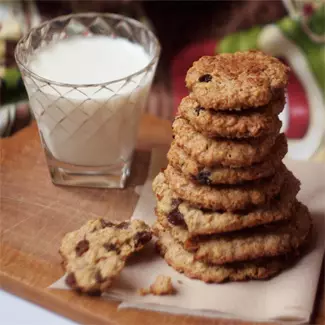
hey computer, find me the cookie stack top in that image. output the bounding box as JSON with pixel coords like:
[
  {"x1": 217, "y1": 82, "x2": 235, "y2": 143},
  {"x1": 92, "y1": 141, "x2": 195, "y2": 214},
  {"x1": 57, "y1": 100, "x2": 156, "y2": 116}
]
[
  {"x1": 185, "y1": 51, "x2": 289, "y2": 110},
  {"x1": 152, "y1": 51, "x2": 312, "y2": 283}
]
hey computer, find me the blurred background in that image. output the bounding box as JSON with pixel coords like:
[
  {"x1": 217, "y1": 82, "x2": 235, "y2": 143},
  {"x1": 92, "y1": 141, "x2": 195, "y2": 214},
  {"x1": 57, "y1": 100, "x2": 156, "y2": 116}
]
[{"x1": 1, "y1": 0, "x2": 324, "y2": 161}]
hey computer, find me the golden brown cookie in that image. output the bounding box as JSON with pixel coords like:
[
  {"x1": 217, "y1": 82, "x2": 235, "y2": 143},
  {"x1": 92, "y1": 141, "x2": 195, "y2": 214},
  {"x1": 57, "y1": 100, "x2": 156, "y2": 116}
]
[
  {"x1": 153, "y1": 171, "x2": 300, "y2": 236},
  {"x1": 172, "y1": 117, "x2": 279, "y2": 167},
  {"x1": 60, "y1": 219, "x2": 152, "y2": 294},
  {"x1": 178, "y1": 95, "x2": 284, "y2": 138},
  {"x1": 168, "y1": 134, "x2": 287, "y2": 185},
  {"x1": 157, "y1": 202, "x2": 311, "y2": 265},
  {"x1": 154, "y1": 223, "x2": 292, "y2": 283},
  {"x1": 163, "y1": 164, "x2": 286, "y2": 211},
  {"x1": 185, "y1": 51, "x2": 289, "y2": 110}
]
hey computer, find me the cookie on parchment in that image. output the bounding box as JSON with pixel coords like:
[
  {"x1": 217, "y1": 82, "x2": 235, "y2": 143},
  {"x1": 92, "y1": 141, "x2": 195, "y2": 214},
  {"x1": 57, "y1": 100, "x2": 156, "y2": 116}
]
[
  {"x1": 185, "y1": 51, "x2": 289, "y2": 110},
  {"x1": 167, "y1": 134, "x2": 287, "y2": 185},
  {"x1": 163, "y1": 165, "x2": 285, "y2": 211},
  {"x1": 172, "y1": 117, "x2": 278, "y2": 167},
  {"x1": 154, "y1": 223, "x2": 291, "y2": 283},
  {"x1": 178, "y1": 95, "x2": 284, "y2": 138},
  {"x1": 153, "y1": 171, "x2": 299, "y2": 236},
  {"x1": 157, "y1": 202, "x2": 311, "y2": 265},
  {"x1": 60, "y1": 218, "x2": 152, "y2": 294}
]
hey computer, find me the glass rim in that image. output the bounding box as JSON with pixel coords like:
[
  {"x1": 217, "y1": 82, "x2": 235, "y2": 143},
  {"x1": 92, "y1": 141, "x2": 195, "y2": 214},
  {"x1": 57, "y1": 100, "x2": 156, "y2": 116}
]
[{"x1": 15, "y1": 12, "x2": 161, "y2": 88}]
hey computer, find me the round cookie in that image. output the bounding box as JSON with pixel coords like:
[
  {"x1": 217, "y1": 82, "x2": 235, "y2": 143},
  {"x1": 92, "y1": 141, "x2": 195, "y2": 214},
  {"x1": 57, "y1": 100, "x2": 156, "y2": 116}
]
[
  {"x1": 178, "y1": 95, "x2": 283, "y2": 138},
  {"x1": 60, "y1": 219, "x2": 152, "y2": 294},
  {"x1": 172, "y1": 117, "x2": 278, "y2": 167},
  {"x1": 158, "y1": 202, "x2": 311, "y2": 265},
  {"x1": 154, "y1": 223, "x2": 292, "y2": 283},
  {"x1": 163, "y1": 164, "x2": 286, "y2": 211},
  {"x1": 168, "y1": 134, "x2": 287, "y2": 185},
  {"x1": 185, "y1": 51, "x2": 289, "y2": 110},
  {"x1": 153, "y1": 171, "x2": 300, "y2": 236}
]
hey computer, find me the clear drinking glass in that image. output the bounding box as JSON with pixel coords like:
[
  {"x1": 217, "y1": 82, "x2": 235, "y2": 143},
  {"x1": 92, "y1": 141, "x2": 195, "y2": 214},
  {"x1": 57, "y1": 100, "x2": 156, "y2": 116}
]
[{"x1": 15, "y1": 13, "x2": 160, "y2": 188}]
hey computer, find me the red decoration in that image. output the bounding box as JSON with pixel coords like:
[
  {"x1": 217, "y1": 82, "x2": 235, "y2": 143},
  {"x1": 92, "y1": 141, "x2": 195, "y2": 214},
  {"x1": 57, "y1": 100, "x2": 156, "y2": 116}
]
[{"x1": 303, "y1": 3, "x2": 314, "y2": 16}]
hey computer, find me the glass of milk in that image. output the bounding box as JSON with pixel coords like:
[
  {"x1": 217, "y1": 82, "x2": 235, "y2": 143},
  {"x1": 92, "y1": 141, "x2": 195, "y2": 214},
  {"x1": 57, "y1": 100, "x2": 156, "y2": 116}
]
[{"x1": 15, "y1": 13, "x2": 160, "y2": 188}]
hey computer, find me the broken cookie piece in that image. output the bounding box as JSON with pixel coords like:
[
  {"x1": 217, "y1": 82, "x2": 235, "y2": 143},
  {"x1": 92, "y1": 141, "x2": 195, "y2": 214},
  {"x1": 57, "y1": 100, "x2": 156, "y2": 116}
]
[
  {"x1": 60, "y1": 218, "x2": 152, "y2": 294},
  {"x1": 139, "y1": 275, "x2": 175, "y2": 296}
]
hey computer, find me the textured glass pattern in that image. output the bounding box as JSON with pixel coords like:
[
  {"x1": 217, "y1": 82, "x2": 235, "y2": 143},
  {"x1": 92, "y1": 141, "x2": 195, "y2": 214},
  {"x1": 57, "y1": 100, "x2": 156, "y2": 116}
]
[{"x1": 15, "y1": 13, "x2": 160, "y2": 188}]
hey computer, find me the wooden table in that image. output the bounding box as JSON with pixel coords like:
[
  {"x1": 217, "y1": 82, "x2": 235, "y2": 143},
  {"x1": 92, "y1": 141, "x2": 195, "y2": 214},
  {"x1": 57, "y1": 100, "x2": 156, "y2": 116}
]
[{"x1": 1, "y1": 115, "x2": 324, "y2": 325}]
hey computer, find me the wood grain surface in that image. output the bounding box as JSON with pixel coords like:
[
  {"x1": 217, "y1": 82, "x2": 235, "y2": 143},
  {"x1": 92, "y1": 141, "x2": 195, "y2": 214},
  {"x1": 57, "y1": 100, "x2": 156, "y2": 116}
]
[{"x1": 0, "y1": 114, "x2": 324, "y2": 325}]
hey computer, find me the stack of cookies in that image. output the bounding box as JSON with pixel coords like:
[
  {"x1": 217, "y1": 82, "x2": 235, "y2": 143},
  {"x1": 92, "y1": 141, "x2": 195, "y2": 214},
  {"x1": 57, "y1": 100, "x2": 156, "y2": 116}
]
[{"x1": 152, "y1": 51, "x2": 312, "y2": 282}]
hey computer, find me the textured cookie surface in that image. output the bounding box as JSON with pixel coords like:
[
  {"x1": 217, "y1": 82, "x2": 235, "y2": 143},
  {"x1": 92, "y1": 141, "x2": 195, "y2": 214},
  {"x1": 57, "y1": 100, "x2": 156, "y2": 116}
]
[
  {"x1": 158, "y1": 202, "x2": 311, "y2": 265},
  {"x1": 154, "y1": 223, "x2": 289, "y2": 283},
  {"x1": 173, "y1": 117, "x2": 278, "y2": 167},
  {"x1": 164, "y1": 165, "x2": 285, "y2": 211},
  {"x1": 186, "y1": 51, "x2": 289, "y2": 110},
  {"x1": 153, "y1": 172, "x2": 300, "y2": 236},
  {"x1": 178, "y1": 95, "x2": 283, "y2": 138},
  {"x1": 168, "y1": 134, "x2": 287, "y2": 185},
  {"x1": 60, "y1": 219, "x2": 152, "y2": 294}
]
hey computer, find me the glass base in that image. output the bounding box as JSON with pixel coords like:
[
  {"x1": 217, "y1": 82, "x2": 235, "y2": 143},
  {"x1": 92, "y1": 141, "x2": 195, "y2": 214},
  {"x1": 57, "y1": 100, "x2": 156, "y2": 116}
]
[{"x1": 47, "y1": 157, "x2": 131, "y2": 189}]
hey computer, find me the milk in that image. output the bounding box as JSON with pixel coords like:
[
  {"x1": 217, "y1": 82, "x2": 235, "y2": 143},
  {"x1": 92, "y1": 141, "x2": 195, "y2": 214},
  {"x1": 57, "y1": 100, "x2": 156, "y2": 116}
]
[
  {"x1": 29, "y1": 36, "x2": 150, "y2": 84},
  {"x1": 25, "y1": 36, "x2": 152, "y2": 166}
]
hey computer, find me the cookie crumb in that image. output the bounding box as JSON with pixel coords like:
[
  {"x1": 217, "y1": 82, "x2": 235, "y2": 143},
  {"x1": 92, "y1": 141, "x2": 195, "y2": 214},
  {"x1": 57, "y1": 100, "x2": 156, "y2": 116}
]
[
  {"x1": 138, "y1": 288, "x2": 150, "y2": 296},
  {"x1": 138, "y1": 275, "x2": 175, "y2": 296}
]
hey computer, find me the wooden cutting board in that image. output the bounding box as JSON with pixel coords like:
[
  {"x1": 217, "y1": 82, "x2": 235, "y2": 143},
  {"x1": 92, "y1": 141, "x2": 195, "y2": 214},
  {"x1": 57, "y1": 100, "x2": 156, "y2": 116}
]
[{"x1": 1, "y1": 114, "x2": 324, "y2": 325}]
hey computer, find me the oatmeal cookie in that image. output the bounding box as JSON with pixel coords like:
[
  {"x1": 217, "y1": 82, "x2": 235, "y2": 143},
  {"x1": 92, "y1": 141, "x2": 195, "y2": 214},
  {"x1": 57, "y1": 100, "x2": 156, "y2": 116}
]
[
  {"x1": 185, "y1": 51, "x2": 289, "y2": 110},
  {"x1": 156, "y1": 202, "x2": 311, "y2": 265},
  {"x1": 60, "y1": 219, "x2": 152, "y2": 294},
  {"x1": 178, "y1": 95, "x2": 284, "y2": 138},
  {"x1": 155, "y1": 223, "x2": 292, "y2": 283},
  {"x1": 172, "y1": 117, "x2": 279, "y2": 167},
  {"x1": 163, "y1": 165, "x2": 285, "y2": 211},
  {"x1": 168, "y1": 134, "x2": 287, "y2": 184},
  {"x1": 153, "y1": 171, "x2": 300, "y2": 236}
]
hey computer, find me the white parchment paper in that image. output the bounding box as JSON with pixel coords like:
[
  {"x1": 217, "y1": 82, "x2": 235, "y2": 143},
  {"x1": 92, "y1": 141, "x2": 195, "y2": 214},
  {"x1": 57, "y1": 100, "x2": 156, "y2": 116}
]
[{"x1": 50, "y1": 149, "x2": 325, "y2": 324}]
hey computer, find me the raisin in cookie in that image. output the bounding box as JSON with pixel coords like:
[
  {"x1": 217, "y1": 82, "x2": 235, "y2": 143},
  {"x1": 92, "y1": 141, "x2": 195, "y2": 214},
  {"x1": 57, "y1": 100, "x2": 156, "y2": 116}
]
[
  {"x1": 60, "y1": 219, "x2": 152, "y2": 294},
  {"x1": 163, "y1": 164, "x2": 285, "y2": 211},
  {"x1": 168, "y1": 134, "x2": 287, "y2": 185},
  {"x1": 178, "y1": 95, "x2": 284, "y2": 138},
  {"x1": 185, "y1": 51, "x2": 289, "y2": 110},
  {"x1": 154, "y1": 223, "x2": 292, "y2": 283},
  {"x1": 153, "y1": 171, "x2": 299, "y2": 236},
  {"x1": 157, "y1": 202, "x2": 311, "y2": 265},
  {"x1": 172, "y1": 117, "x2": 278, "y2": 167}
]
